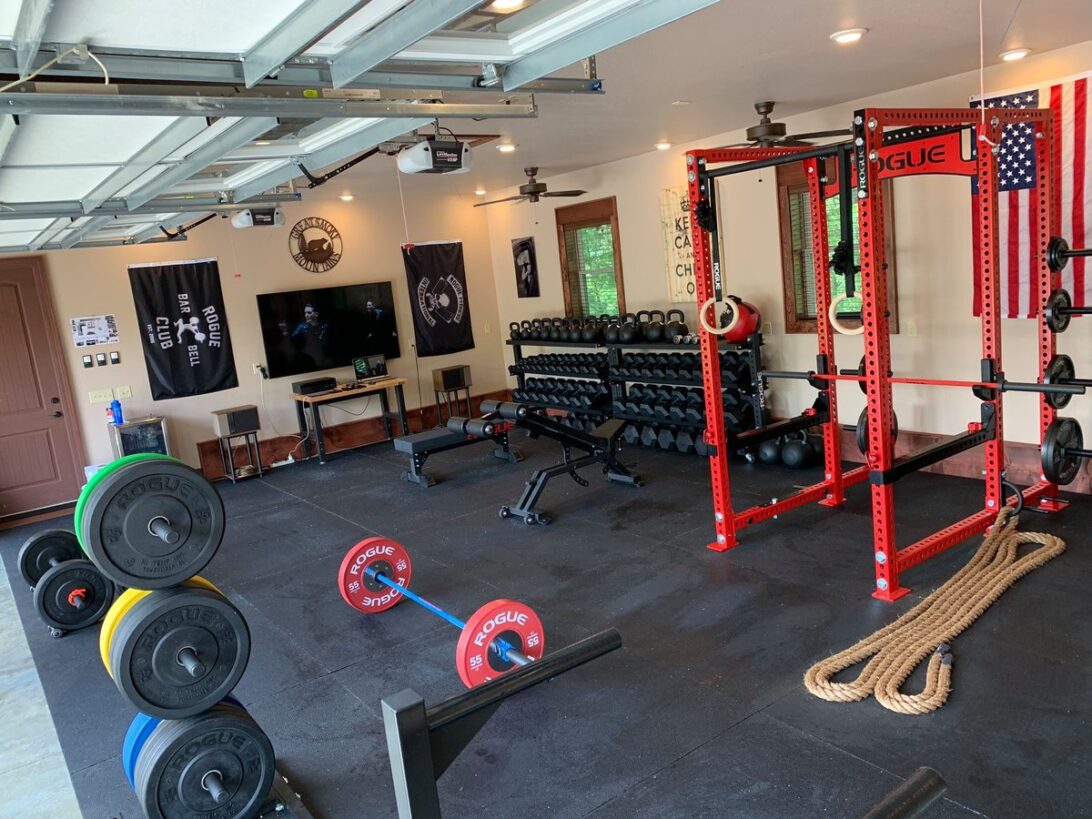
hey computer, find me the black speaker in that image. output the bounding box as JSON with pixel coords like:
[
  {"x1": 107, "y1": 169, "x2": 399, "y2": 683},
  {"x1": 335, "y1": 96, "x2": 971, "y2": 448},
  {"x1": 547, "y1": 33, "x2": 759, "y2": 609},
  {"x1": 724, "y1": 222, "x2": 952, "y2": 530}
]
[
  {"x1": 432, "y1": 365, "x2": 471, "y2": 392},
  {"x1": 212, "y1": 405, "x2": 260, "y2": 436}
]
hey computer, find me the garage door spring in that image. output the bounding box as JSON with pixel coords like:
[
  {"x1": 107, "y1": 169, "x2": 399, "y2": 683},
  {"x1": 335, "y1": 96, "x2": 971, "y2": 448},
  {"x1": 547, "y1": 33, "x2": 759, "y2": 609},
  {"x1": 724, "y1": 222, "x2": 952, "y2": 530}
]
[{"x1": 803, "y1": 509, "x2": 1065, "y2": 715}]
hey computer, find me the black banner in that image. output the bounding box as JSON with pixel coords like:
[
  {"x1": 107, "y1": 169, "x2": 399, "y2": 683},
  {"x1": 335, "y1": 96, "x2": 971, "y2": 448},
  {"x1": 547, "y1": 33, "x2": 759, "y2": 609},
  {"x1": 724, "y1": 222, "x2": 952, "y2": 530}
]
[
  {"x1": 402, "y1": 241, "x2": 475, "y2": 357},
  {"x1": 128, "y1": 258, "x2": 238, "y2": 400}
]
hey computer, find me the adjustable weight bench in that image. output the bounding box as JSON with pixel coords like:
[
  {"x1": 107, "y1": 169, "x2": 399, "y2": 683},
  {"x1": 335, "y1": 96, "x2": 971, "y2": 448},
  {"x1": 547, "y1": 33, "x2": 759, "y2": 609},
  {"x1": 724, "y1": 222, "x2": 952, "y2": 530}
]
[
  {"x1": 394, "y1": 417, "x2": 522, "y2": 487},
  {"x1": 477, "y1": 400, "x2": 643, "y2": 525}
]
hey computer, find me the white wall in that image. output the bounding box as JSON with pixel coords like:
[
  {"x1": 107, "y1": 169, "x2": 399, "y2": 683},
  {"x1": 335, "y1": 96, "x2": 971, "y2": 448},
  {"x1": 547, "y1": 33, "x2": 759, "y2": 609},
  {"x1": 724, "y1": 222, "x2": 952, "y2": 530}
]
[
  {"x1": 39, "y1": 189, "x2": 504, "y2": 470},
  {"x1": 485, "y1": 39, "x2": 1092, "y2": 445}
]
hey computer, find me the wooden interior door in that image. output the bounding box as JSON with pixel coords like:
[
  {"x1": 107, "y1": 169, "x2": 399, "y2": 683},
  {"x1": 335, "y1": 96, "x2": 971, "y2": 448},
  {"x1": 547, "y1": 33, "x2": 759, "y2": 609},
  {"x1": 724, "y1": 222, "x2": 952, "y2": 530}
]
[{"x1": 0, "y1": 256, "x2": 85, "y2": 517}]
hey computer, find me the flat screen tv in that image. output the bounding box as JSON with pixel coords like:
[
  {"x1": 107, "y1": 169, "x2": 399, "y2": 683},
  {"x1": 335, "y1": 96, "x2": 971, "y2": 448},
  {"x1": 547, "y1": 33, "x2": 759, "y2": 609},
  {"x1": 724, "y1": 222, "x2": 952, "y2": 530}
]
[{"x1": 256, "y1": 282, "x2": 400, "y2": 378}]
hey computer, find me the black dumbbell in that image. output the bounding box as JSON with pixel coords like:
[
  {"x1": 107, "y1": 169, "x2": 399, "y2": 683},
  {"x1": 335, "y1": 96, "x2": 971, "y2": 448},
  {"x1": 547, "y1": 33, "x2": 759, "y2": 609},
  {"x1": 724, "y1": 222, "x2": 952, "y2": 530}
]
[
  {"x1": 675, "y1": 429, "x2": 697, "y2": 454},
  {"x1": 640, "y1": 426, "x2": 659, "y2": 447},
  {"x1": 658, "y1": 429, "x2": 677, "y2": 450},
  {"x1": 623, "y1": 424, "x2": 640, "y2": 445}
]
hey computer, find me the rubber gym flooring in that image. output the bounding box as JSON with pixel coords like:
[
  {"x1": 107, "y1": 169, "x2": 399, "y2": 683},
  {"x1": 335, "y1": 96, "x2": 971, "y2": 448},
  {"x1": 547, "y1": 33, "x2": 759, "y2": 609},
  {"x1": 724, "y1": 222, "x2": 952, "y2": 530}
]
[{"x1": 3, "y1": 432, "x2": 1091, "y2": 818}]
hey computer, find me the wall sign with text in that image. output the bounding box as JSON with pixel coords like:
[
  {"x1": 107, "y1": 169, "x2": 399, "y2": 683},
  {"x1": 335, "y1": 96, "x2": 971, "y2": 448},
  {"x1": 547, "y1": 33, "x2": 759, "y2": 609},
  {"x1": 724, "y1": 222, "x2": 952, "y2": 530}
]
[
  {"x1": 290, "y1": 217, "x2": 343, "y2": 273},
  {"x1": 660, "y1": 186, "x2": 695, "y2": 303}
]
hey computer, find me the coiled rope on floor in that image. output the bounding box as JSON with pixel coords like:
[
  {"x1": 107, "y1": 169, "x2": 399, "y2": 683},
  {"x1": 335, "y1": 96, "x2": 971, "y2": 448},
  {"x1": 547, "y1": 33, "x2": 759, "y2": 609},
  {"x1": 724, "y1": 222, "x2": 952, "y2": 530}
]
[{"x1": 804, "y1": 509, "x2": 1065, "y2": 715}]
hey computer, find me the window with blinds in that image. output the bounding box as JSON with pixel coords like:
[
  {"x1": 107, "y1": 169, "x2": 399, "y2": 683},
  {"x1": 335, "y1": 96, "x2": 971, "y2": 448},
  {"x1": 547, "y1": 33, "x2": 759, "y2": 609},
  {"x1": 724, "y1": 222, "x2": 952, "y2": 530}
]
[
  {"x1": 775, "y1": 160, "x2": 898, "y2": 334},
  {"x1": 555, "y1": 197, "x2": 626, "y2": 318},
  {"x1": 786, "y1": 187, "x2": 863, "y2": 318}
]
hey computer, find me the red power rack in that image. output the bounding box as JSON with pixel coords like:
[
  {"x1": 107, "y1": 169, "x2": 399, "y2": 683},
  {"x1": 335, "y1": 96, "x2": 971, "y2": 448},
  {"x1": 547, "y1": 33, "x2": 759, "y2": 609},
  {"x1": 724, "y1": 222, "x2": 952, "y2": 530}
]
[{"x1": 685, "y1": 106, "x2": 1067, "y2": 601}]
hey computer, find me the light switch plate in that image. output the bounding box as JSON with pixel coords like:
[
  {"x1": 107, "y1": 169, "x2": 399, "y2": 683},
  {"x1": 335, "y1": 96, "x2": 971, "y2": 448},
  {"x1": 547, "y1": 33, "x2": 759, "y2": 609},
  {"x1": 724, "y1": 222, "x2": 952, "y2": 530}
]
[
  {"x1": 89, "y1": 389, "x2": 113, "y2": 404},
  {"x1": 115, "y1": 385, "x2": 133, "y2": 399}
]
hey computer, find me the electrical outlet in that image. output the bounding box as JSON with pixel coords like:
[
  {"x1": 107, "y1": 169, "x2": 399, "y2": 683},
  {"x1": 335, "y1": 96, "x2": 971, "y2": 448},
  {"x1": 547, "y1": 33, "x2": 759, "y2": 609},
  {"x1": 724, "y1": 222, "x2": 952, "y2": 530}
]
[
  {"x1": 115, "y1": 385, "x2": 133, "y2": 399},
  {"x1": 907, "y1": 319, "x2": 918, "y2": 337},
  {"x1": 89, "y1": 389, "x2": 113, "y2": 404},
  {"x1": 483, "y1": 322, "x2": 491, "y2": 335}
]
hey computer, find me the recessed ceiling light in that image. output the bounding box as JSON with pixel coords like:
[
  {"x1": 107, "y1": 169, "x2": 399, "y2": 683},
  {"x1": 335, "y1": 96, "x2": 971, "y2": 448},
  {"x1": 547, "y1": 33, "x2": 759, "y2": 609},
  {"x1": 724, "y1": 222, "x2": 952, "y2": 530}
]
[
  {"x1": 655, "y1": 142, "x2": 672, "y2": 151},
  {"x1": 339, "y1": 194, "x2": 354, "y2": 202},
  {"x1": 671, "y1": 99, "x2": 692, "y2": 107},
  {"x1": 489, "y1": 0, "x2": 525, "y2": 10},
  {"x1": 474, "y1": 189, "x2": 487, "y2": 196},
  {"x1": 1000, "y1": 48, "x2": 1030, "y2": 61},
  {"x1": 829, "y1": 27, "x2": 868, "y2": 44},
  {"x1": 254, "y1": 140, "x2": 271, "y2": 146},
  {"x1": 496, "y1": 144, "x2": 517, "y2": 153}
]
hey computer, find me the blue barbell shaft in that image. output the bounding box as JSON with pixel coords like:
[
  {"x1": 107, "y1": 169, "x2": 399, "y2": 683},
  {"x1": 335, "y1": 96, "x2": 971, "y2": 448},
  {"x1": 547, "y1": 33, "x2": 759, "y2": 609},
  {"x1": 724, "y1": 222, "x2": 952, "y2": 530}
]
[{"x1": 365, "y1": 567, "x2": 531, "y2": 666}]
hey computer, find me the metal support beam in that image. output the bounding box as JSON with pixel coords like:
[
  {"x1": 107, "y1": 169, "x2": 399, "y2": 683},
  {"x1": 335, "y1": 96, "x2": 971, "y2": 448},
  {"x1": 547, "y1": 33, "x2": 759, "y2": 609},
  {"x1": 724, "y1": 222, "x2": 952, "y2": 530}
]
[
  {"x1": 0, "y1": 92, "x2": 537, "y2": 120},
  {"x1": 241, "y1": 0, "x2": 369, "y2": 87},
  {"x1": 0, "y1": 114, "x2": 17, "y2": 164},
  {"x1": 12, "y1": 0, "x2": 54, "y2": 78},
  {"x1": 0, "y1": 49, "x2": 604, "y2": 94},
  {"x1": 28, "y1": 217, "x2": 70, "y2": 250},
  {"x1": 123, "y1": 118, "x2": 279, "y2": 210},
  {"x1": 231, "y1": 117, "x2": 431, "y2": 202},
  {"x1": 329, "y1": 0, "x2": 484, "y2": 88},
  {"x1": 0, "y1": 193, "x2": 299, "y2": 221},
  {"x1": 502, "y1": 0, "x2": 717, "y2": 90},
  {"x1": 79, "y1": 118, "x2": 207, "y2": 213},
  {"x1": 58, "y1": 214, "x2": 113, "y2": 248}
]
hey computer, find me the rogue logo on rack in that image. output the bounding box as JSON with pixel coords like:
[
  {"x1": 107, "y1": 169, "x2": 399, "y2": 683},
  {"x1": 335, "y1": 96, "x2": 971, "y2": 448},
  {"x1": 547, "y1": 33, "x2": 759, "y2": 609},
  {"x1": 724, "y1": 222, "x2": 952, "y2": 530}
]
[
  {"x1": 877, "y1": 131, "x2": 974, "y2": 179},
  {"x1": 289, "y1": 217, "x2": 343, "y2": 273}
]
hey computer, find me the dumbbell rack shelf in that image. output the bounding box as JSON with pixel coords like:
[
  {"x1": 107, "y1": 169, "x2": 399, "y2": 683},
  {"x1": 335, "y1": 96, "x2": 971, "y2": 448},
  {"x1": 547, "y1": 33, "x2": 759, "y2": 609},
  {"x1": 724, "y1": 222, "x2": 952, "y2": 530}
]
[{"x1": 506, "y1": 333, "x2": 765, "y2": 456}]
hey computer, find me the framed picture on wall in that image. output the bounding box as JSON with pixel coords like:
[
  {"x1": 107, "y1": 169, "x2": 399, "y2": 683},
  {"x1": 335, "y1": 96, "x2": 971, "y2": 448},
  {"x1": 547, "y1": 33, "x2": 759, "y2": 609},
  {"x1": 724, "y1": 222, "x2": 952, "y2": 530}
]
[{"x1": 512, "y1": 236, "x2": 540, "y2": 298}]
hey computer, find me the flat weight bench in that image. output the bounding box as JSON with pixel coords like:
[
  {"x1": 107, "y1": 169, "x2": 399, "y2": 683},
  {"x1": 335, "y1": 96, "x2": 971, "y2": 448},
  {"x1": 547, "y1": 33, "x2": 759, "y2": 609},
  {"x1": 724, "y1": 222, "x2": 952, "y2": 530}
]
[
  {"x1": 479, "y1": 399, "x2": 643, "y2": 526},
  {"x1": 395, "y1": 420, "x2": 522, "y2": 487}
]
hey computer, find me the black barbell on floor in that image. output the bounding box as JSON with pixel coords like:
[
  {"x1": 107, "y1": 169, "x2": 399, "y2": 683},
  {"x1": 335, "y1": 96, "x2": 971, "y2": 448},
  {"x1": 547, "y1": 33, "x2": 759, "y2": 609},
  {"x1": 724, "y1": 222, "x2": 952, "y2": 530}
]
[{"x1": 1041, "y1": 416, "x2": 1090, "y2": 485}]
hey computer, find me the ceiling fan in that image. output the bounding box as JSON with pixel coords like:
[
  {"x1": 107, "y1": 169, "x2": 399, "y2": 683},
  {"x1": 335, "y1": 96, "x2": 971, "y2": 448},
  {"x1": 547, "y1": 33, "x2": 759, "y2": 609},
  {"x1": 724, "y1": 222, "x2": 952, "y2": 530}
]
[
  {"x1": 473, "y1": 167, "x2": 586, "y2": 207},
  {"x1": 723, "y1": 101, "x2": 851, "y2": 148}
]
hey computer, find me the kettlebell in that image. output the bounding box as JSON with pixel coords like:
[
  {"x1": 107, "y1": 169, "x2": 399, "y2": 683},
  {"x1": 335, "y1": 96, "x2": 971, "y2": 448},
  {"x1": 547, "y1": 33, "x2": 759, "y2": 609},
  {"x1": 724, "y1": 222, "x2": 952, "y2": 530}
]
[
  {"x1": 602, "y1": 315, "x2": 622, "y2": 344},
  {"x1": 548, "y1": 318, "x2": 563, "y2": 342},
  {"x1": 617, "y1": 313, "x2": 640, "y2": 344},
  {"x1": 509, "y1": 321, "x2": 522, "y2": 340},
  {"x1": 520, "y1": 319, "x2": 534, "y2": 340},
  {"x1": 643, "y1": 309, "x2": 667, "y2": 344},
  {"x1": 581, "y1": 315, "x2": 603, "y2": 344},
  {"x1": 806, "y1": 432, "x2": 825, "y2": 462},
  {"x1": 529, "y1": 318, "x2": 545, "y2": 340},
  {"x1": 780, "y1": 433, "x2": 811, "y2": 469},
  {"x1": 663, "y1": 309, "x2": 688, "y2": 343},
  {"x1": 757, "y1": 437, "x2": 783, "y2": 465},
  {"x1": 568, "y1": 318, "x2": 585, "y2": 343}
]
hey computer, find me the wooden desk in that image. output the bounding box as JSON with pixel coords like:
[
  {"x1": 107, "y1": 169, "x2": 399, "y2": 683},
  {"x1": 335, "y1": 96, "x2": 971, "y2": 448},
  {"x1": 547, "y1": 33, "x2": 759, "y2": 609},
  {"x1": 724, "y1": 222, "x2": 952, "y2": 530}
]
[{"x1": 291, "y1": 377, "x2": 409, "y2": 464}]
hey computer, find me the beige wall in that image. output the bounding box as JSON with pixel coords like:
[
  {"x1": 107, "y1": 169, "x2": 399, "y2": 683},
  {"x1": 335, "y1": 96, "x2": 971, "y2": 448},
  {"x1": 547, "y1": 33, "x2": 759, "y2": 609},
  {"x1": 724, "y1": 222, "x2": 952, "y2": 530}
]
[
  {"x1": 485, "y1": 39, "x2": 1092, "y2": 445},
  {"x1": 38, "y1": 189, "x2": 503, "y2": 470}
]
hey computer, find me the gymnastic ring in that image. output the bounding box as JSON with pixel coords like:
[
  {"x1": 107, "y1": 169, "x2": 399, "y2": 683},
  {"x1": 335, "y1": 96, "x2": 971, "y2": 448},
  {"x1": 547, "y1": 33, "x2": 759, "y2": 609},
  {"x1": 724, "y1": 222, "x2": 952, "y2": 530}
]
[
  {"x1": 828, "y1": 294, "x2": 864, "y2": 336},
  {"x1": 698, "y1": 296, "x2": 740, "y2": 336}
]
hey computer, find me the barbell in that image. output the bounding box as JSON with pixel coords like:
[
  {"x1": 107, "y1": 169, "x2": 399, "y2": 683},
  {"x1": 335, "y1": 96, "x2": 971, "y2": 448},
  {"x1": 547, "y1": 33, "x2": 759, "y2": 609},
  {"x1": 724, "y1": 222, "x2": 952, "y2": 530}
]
[
  {"x1": 338, "y1": 538, "x2": 543, "y2": 688},
  {"x1": 762, "y1": 366, "x2": 1086, "y2": 399}
]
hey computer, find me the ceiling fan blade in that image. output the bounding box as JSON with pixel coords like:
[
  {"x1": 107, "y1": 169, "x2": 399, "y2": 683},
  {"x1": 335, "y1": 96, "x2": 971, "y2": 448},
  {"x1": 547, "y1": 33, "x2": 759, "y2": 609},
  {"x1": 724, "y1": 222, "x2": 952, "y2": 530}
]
[
  {"x1": 777, "y1": 138, "x2": 815, "y2": 147},
  {"x1": 473, "y1": 195, "x2": 529, "y2": 207},
  {"x1": 720, "y1": 141, "x2": 755, "y2": 149},
  {"x1": 541, "y1": 190, "x2": 586, "y2": 197},
  {"x1": 783, "y1": 129, "x2": 852, "y2": 141}
]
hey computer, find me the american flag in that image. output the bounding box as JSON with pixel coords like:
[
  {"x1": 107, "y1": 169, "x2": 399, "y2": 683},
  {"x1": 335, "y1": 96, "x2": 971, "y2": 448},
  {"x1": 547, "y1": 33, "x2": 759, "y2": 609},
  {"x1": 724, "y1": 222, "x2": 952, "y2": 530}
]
[{"x1": 972, "y1": 71, "x2": 1090, "y2": 318}]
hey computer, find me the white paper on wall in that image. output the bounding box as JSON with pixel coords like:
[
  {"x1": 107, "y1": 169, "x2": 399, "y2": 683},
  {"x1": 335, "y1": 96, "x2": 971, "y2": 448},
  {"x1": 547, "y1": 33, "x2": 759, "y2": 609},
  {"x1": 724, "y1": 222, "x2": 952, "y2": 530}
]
[
  {"x1": 660, "y1": 186, "x2": 695, "y2": 303},
  {"x1": 70, "y1": 314, "x2": 119, "y2": 347}
]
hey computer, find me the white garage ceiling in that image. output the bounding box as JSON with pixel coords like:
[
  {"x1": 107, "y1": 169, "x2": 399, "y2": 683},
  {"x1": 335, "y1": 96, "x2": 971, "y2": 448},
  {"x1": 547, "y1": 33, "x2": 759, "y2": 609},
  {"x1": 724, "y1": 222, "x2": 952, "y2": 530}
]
[{"x1": 0, "y1": 0, "x2": 714, "y2": 250}]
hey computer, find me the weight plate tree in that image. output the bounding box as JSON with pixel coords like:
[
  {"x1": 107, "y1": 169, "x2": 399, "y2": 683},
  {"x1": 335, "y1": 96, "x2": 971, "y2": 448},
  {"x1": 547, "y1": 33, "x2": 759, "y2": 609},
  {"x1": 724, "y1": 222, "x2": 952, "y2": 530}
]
[
  {"x1": 131, "y1": 701, "x2": 275, "y2": 819},
  {"x1": 78, "y1": 454, "x2": 226, "y2": 589},
  {"x1": 339, "y1": 537, "x2": 545, "y2": 687},
  {"x1": 107, "y1": 584, "x2": 251, "y2": 719},
  {"x1": 99, "y1": 576, "x2": 221, "y2": 672}
]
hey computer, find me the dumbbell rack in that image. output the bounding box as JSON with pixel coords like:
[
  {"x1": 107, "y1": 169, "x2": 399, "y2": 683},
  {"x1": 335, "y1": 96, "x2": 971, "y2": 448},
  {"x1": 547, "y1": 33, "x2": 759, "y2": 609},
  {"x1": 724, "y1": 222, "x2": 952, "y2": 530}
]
[{"x1": 506, "y1": 333, "x2": 764, "y2": 454}]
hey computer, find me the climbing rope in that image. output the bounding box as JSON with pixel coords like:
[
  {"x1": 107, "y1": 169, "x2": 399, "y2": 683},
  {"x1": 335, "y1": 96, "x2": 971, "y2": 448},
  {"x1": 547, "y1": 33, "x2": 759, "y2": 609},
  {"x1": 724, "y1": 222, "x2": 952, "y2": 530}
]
[{"x1": 804, "y1": 509, "x2": 1065, "y2": 715}]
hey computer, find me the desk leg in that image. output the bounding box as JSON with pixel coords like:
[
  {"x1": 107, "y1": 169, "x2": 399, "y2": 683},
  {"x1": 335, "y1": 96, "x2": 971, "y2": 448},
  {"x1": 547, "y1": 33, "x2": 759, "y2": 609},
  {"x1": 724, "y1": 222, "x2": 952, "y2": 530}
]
[
  {"x1": 295, "y1": 400, "x2": 311, "y2": 460},
  {"x1": 395, "y1": 385, "x2": 409, "y2": 436},
  {"x1": 380, "y1": 389, "x2": 393, "y2": 441},
  {"x1": 311, "y1": 403, "x2": 327, "y2": 464}
]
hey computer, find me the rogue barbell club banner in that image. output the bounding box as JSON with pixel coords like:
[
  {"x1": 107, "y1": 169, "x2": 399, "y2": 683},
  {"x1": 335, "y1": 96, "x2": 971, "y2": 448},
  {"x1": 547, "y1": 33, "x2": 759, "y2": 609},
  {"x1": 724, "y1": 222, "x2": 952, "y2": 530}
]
[
  {"x1": 401, "y1": 241, "x2": 476, "y2": 356},
  {"x1": 128, "y1": 258, "x2": 238, "y2": 400}
]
